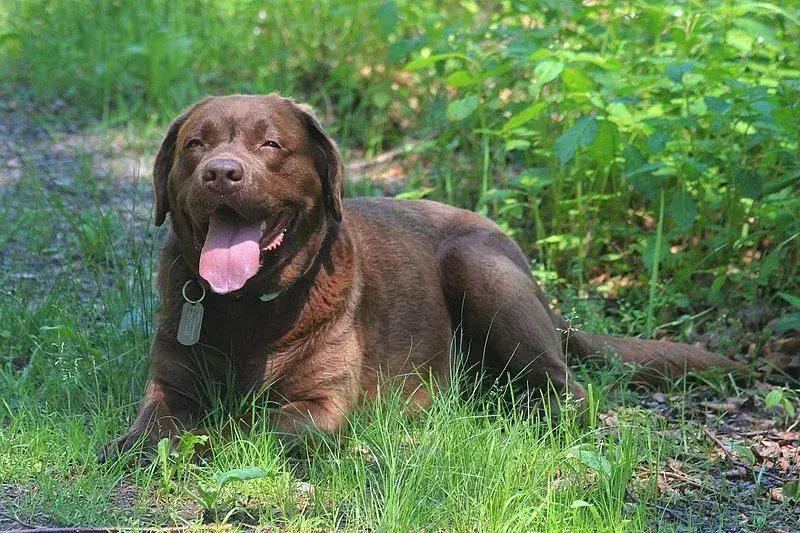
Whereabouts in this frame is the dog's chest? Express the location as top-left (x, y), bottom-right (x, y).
top-left (196, 297), bottom-right (311, 389)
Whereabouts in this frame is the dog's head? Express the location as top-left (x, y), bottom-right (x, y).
top-left (153, 94), bottom-right (343, 294)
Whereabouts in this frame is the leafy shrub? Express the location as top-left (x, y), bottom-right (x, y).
top-left (2, 0), bottom-right (798, 324)
top-left (403, 1), bottom-right (799, 321)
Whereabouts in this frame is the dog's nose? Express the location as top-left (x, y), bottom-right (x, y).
top-left (202, 159), bottom-right (243, 195)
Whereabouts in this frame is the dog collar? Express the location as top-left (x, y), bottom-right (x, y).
top-left (258, 290), bottom-right (282, 302)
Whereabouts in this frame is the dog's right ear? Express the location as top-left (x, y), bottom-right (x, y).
top-left (152, 98), bottom-right (209, 226)
top-left (292, 102), bottom-right (344, 223)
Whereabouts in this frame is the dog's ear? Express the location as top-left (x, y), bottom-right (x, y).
top-left (152, 98), bottom-right (209, 226)
top-left (294, 103), bottom-right (344, 223)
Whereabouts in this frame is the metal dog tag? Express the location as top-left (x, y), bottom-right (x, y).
top-left (177, 301), bottom-right (204, 346)
top-left (177, 280), bottom-right (206, 346)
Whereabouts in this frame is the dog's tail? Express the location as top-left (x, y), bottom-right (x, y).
top-left (554, 315), bottom-right (741, 384)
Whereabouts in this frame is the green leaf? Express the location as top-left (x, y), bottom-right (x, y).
top-left (445, 70), bottom-right (479, 88)
top-left (762, 168), bottom-right (800, 195)
top-left (212, 467), bottom-right (272, 488)
top-left (195, 484), bottom-right (219, 510)
top-left (534, 60), bottom-right (564, 87)
top-left (554, 117), bottom-right (598, 164)
top-left (730, 443), bottom-right (756, 466)
top-left (587, 120), bottom-right (617, 164)
top-left (734, 17), bottom-right (778, 46)
top-left (157, 438), bottom-right (170, 462)
top-left (765, 389), bottom-right (783, 409)
top-left (501, 101), bottom-right (546, 133)
top-left (667, 190), bottom-right (697, 231)
top-left (375, 0), bottom-right (398, 36)
top-left (775, 313), bottom-right (800, 333)
top-left (784, 480), bottom-right (800, 501)
top-left (477, 188), bottom-right (518, 208)
top-left (739, 2), bottom-right (800, 28)
top-left (758, 245), bottom-right (785, 285)
top-left (179, 433), bottom-right (209, 459)
top-left (704, 97), bottom-right (732, 115)
top-left (726, 29), bottom-right (753, 53)
top-left (372, 92), bottom-right (391, 109)
top-left (642, 234), bottom-right (669, 273)
top-left (732, 169), bottom-right (763, 198)
top-left (624, 162), bottom-right (666, 199)
top-left (562, 68), bottom-right (593, 92)
top-left (405, 53), bottom-right (468, 71)
top-left (646, 130), bottom-right (670, 154)
top-left (569, 447), bottom-right (611, 477)
top-left (778, 292), bottom-right (800, 309)
top-left (665, 62), bottom-right (695, 84)
top-left (606, 102), bottom-right (637, 129)
top-left (504, 139), bottom-right (531, 151)
top-left (446, 95), bottom-right (479, 122)
top-left (570, 500), bottom-right (592, 509)
top-left (514, 169), bottom-right (554, 191)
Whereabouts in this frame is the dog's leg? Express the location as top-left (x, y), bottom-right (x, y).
top-left (267, 331), bottom-right (361, 440)
top-left (268, 398), bottom-right (349, 439)
top-left (439, 231), bottom-right (587, 416)
top-left (99, 334), bottom-right (215, 462)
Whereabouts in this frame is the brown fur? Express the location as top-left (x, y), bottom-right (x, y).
top-left (101, 94), bottom-right (738, 458)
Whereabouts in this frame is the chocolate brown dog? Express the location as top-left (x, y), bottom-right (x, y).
top-left (102, 94), bottom-right (735, 457)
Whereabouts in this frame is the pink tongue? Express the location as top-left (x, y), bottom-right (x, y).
top-left (199, 213), bottom-right (262, 294)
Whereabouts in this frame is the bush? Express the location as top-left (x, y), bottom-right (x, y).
top-left (2, 0), bottom-right (798, 325)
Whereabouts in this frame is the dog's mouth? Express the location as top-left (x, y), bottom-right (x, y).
top-left (195, 206), bottom-right (293, 294)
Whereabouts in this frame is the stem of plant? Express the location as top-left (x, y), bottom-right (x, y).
top-left (478, 103), bottom-right (490, 213)
top-left (646, 188), bottom-right (665, 338)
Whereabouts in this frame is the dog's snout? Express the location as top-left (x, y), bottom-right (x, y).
top-left (202, 159), bottom-right (244, 195)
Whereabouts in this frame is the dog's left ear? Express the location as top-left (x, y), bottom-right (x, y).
top-left (152, 98), bottom-right (210, 226)
top-left (294, 103), bottom-right (344, 223)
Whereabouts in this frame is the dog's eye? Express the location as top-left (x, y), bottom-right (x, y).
top-left (261, 140), bottom-right (282, 149)
top-left (184, 138), bottom-right (205, 150)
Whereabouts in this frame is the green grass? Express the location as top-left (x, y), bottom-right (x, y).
top-left (0, 147), bottom-right (791, 532)
top-left (1, 0), bottom-right (800, 530)
top-left (0, 163), bottom-right (650, 530)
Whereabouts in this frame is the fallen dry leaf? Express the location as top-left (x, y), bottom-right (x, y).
top-left (753, 439), bottom-right (782, 461)
top-left (768, 487), bottom-right (784, 503)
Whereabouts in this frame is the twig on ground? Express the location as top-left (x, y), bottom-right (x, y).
top-left (786, 412), bottom-right (800, 432)
top-left (0, 509), bottom-right (37, 529)
top-left (659, 470), bottom-right (704, 489)
top-left (702, 425), bottom-right (732, 458)
top-left (347, 141), bottom-right (422, 171)
top-left (739, 429), bottom-right (778, 438)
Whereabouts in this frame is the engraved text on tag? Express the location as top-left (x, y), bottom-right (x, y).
top-left (177, 301), bottom-right (204, 346)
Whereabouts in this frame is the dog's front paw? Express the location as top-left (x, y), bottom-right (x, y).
top-left (99, 426), bottom-right (213, 465)
top-left (98, 428), bottom-right (168, 464)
